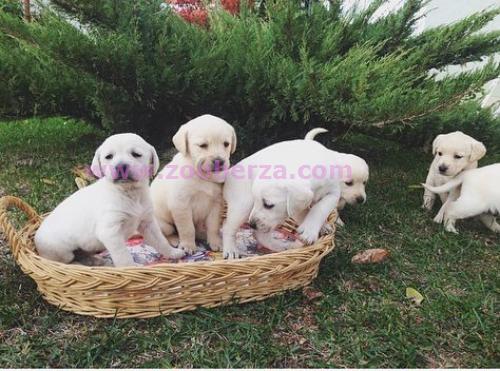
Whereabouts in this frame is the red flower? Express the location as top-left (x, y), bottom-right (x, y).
top-left (166, 0), bottom-right (207, 26)
top-left (221, 0), bottom-right (240, 15)
top-left (166, 0), bottom-right (253, 26)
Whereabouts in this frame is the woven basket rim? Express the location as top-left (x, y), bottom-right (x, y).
top-left (18, 232), bottom-right (332, 272)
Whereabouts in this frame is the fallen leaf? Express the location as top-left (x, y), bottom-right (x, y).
top-left (75, 177), bottom-right (88, 190)
top-left (351, 248), bottom-right (389, 264)
top-left (72, 165), bottom-right (96, 182)
top-left (41, 178), bottom-right (56, 186)
top-left (302, 286), bottom-right (324, 301)
top-left (406, 287), bottom-right (424, 305)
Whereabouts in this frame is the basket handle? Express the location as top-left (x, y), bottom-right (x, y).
top-left (0, 196), bottom-right (40, 259)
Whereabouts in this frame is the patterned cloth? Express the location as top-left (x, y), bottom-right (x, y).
top-left (98, 225), bottom-right (302, 266)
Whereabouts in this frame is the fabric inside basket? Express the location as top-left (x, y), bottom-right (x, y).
top-left (96, 225), bottom-right (304, 266)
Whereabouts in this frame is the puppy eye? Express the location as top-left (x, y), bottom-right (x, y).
top-left (105, 154), bottom-right (114, 160)
top-left (363, 181), bottom-right (367, 185)
top-left (345, 181), bottom-right (354, 187)
top-left (199, 143), bottom-right (208, 149)
top-left (131, 151), bottom-right (142, 158)
top-left (454, 154), bottom-right (463, 159)
top-left (263, 200), bottom-right (274, 209)
top-left (438, 152), bottom-right (443, 156)
top-left (224, 141), bottom-right (230, 148)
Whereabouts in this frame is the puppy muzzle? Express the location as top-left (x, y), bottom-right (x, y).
top-left (438, 164), bottom-right (449, 175)
top-left (112, 163), bottom-right (135, 182)
top-left (211, 157), bottom-right (226, 172)
top-left (356, 196), bottom-right (366, 204)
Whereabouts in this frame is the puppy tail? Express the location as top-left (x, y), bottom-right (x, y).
top-left (421, 177), bottom-right (463, 194)
top-left (304, 128), bottom-right (328, 141)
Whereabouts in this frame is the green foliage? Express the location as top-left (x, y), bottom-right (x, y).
top-left (1, 0), bottom-right (499, 148)
top-left (396, 101), bottom-right (500, 153)
top-left (0, 0), bottom-right (21, 17)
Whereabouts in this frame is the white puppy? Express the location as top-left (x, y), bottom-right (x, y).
top-left (305, 129), bottom-right (369, 226)
top-left (35, 134), bottom-right (184, 267)
top-left (222, 129), bottom-right (344, 259)
top-left (423, 164), bottom-right (500, 234)
top-left (422, 132), bottom-right (486, 219)
top-left (151, 114), bottom-right (236, 254)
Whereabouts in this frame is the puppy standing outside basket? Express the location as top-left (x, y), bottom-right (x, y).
top-left (422, 131), bottom-right (486, 222)
top-left (423, 164), bottom-right (500, 234)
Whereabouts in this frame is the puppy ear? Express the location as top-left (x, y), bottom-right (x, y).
top-left (286, 183), bottom-right (314, 219)
top-left (470, 139), bottom-right (486, 162)
top-left (172, 124), bottom-right (189, 156)
top-left (230, 126), bottom-right (237, 154)
top-left (432, 134), bottom-right (444, 155)
top-left (149, 144), bottom-right (160, 176)
top-left (90, 146), bottom-right (103, 178)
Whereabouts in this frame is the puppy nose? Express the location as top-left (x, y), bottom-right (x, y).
top-left (356, 196), bottom-right (365, 204)
top-left (211, 158), bottom-right (225, 171)
top-left (439, 165), bottom-right (448, 174)
top-left (248, 220), bottom-right (257, 229)
top-left (115, 163), bottom-right (130, 178)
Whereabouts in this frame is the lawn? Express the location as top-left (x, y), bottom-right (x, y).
top-left (0, 118), bottom-right (498, 368)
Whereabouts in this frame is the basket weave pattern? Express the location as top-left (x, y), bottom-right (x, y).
top-left (0, 196), bottom-right (335, 318)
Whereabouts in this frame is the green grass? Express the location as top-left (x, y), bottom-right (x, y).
top-left (0, 118), bottom-right (499, 368)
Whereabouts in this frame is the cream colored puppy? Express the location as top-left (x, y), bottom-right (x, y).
top-left (250, 129), bottom-right (368, 253)
top-left (35, 134), bottom-right (184, 267)
top-left (422, 132), bottom-right (486, 220)
top-left (222, 129), bottom-right (343, 259)
top-left (423, 164), bottom-right (500, 234)
top-left (151, 114), bottom-right (236, 254)
top-left (305, 129), bottom-right (369, 226)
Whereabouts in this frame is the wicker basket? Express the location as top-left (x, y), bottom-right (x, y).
top-left (0, 195), bottom-right (335, 318)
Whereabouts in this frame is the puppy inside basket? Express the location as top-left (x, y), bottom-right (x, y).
top-left (79, 223), bottom-right (304, 267)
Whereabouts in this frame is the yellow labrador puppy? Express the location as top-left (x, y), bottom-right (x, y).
top-left (151, 114), bottom-right (237, 254)
top-left (35, 134), bottom-right (185, 267)
top-left (222, 129), bottom-right (343, 259)
top-left (423, 164), bottom-right (500, 234)
top-left (305, 129), bottom-right (369, 226)
top-left (422, 131), bottom-right (486, 222)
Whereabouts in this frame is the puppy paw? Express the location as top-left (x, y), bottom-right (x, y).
top-left (207, 234), bottom-right (223, 252)
top-left (433, 213), bottom-right (444, 224)
top-left (320, 222), bottom-right (335, 236)
top-left (335, 217), bottom-right (345, 227)
top-left (444, 222), bottom-right (458, 234)
top-left (223, 245), bottom-right (242, 260)
top-left (490, 226), bottom-right (500, 233)
top-left (110, 254), bottom-right (137, 268)
top-left (178, 242), bottom-right (197, 255)
top-left (422, 199), bottom-right (434, 211)
top-left (168, 247), bottom-right (186, 260)
top-left (297, 223), bottom-right (320, 245)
